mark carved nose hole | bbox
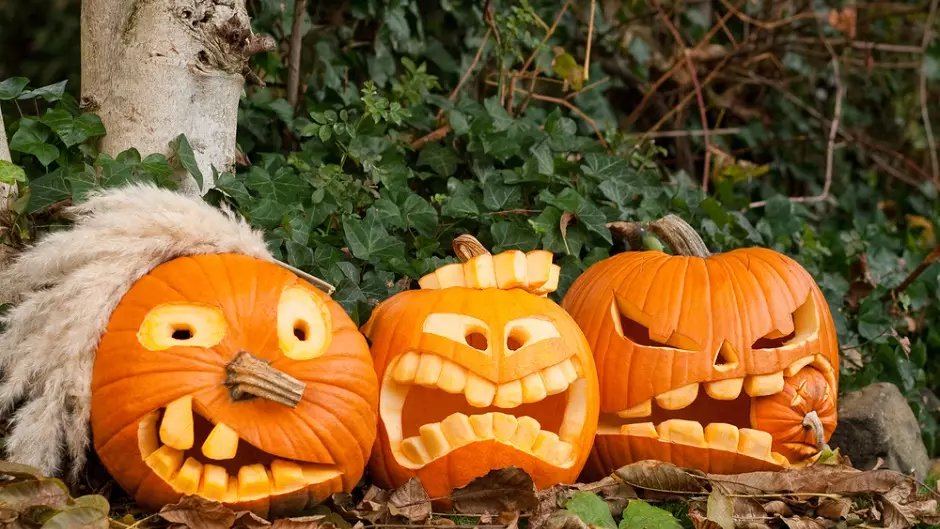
[172,326,194,340]
[293,320,309,341]
[714,341,739,371]
[466,330,488,351]
[507,328,529,351]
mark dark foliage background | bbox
[3,0,940,461]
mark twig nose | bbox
[224,351,306,408]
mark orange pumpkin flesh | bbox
[362,242,599,499]
[91,254,378,518]
[561,219,838,477]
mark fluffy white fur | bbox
[0,184,272,479]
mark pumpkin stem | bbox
[453,234,491,262]
[802,410,826,452]
[648,215,711,258]
[225,351,306,408]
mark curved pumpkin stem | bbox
[648,214,711,258]
[225,351,306,408]
[453,234,491,262]
[802,410,826,451]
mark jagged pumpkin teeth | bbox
[465,374,497,407]
[616,400,652,419]
[137,410,160,458]
[200,465,229,501]
[270,460,306,493]
[418,423,450,458]
[737,429,773,459]
[301,466,343,484]
[493,250,528,289]
[743,371,785,397]
[521,373,548,403]
[468,413,495,439]
[704,378,744,400]
[440,413,476,446]
[526,250,554,289]
[172,457,203,495]
[393,352,420,383]
[492,413,519,441]
[437,361,468,393]
[656,419,706,447]
[401,438,430,464]
[414,354,444,386]
[553,442,574,464]
[237,464,271,498]
[540,365,569,395]
[159,395,194,450]
[704,423,740,452]
[532,431,561,460]
[494,380,523,408]
[224,477,239,504]
[620,422,658,438]
[510,417,541,450]
[435,263,466,288]
[202,422,239,460]
[654,383,699,410]
[784,355,815,377]
[558,359,578,383]
[146,445,184,480]
[465,254,497,289]
[770,452,790,466]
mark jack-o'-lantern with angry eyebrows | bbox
[561,215,838,476]
[362,236,600,499]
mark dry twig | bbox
[286,0,308,108]
[583,0,596,82]
[920,0,940,187]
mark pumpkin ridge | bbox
[732,252,798,321]
[195,254,244,341]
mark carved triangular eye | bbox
[610,295,699,351]
[751,292,818,350]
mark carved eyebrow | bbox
[422,313,490,352]
[751,292,819,350]
[503,317,561,356]
[611,295,699,351]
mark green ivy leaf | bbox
[0,160,26,185]
[619,500,681,529]
[565,492,616,529]
[171,134,205,191]
[482,179,522,212]
[483,96,513,131]
[41,110,106,147]
[18,80,67,101]
[490,221,539,252]
[581,153,634,181]
[402,193,439,238]
[530,140,553,176]
[0,77,29,100]
[343,208,406,261]
[246,166,309,205]
[417,142,460,177]
[26,168,70,213]
[9,118,59,166]
[248,198,287,230]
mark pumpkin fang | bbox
[380,352,588,469]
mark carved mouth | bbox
[137,395,341,503]
[380,352,589,469]
[596,354,837,465]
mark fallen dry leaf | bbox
[349,485,391,522]
[159,496,236,529]
[233,510,271,529]
[705,489,732,529]
[613,461,707,495]
[779,517,827,529]
[760,500,792,517]
[577,476,637,517]
[815,497,850,520]
[388,477,431,523]
[451,467,538,515]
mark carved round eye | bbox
[137,302,227,351]
[277,286,332,360]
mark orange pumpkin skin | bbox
[91,253,378,517]
[561,247,839,476]
[362,286,600,500]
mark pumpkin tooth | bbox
[202,421,239,460]
[145,445,184,481]
[468,413,495,439]
[464,254,497,289]
[414,354,444,386]
[509,417,541,451]
[392,351,421,383]
[492,412,519,442]
[770,452,791,466]
[620,422,659,438]
[521,373,548,403]
[401,437,431,464]
[737,429,773,460]
[224,476,239,504]
[553,441,574,464]
[558,359,579,383]
[137,410,161,458]
[784,355,815,377]
[440,413,476,447]
[436,360,468,393]
[270,460,307,493]
[171,457,203,494]
[656,419,706,447]
[465,373,497,407]
[419,423,450,458]
[704,378,744,400]
[540,364,570,395]
[237,464,271,499]
[616,400,652,418]
[525,250,554,289]
[159,395,194,450]
[532,431,561,460]
[435,263,467,288]
[704,423,740,452]
[743,371,785,397]
[494,380,524,408]
[200,465,229,501]
[654,383,699,410]
[300,465,343,484]
[558,379,588,442]
[493,250,528,289]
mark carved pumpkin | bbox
[91,253,378,518]
[560,216,838,476]
[362,236,600,499]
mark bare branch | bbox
[286,0,308,108]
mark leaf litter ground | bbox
[1,450,938,529]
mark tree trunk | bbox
[0,112,13,268]
[80,0,271,195]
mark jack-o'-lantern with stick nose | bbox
[561,215,838,477]
[0,185,378,519]
[362,235,600,499]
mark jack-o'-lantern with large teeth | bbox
[91,254,379,517]
[561,215,838,476]
[362,235,600,499]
